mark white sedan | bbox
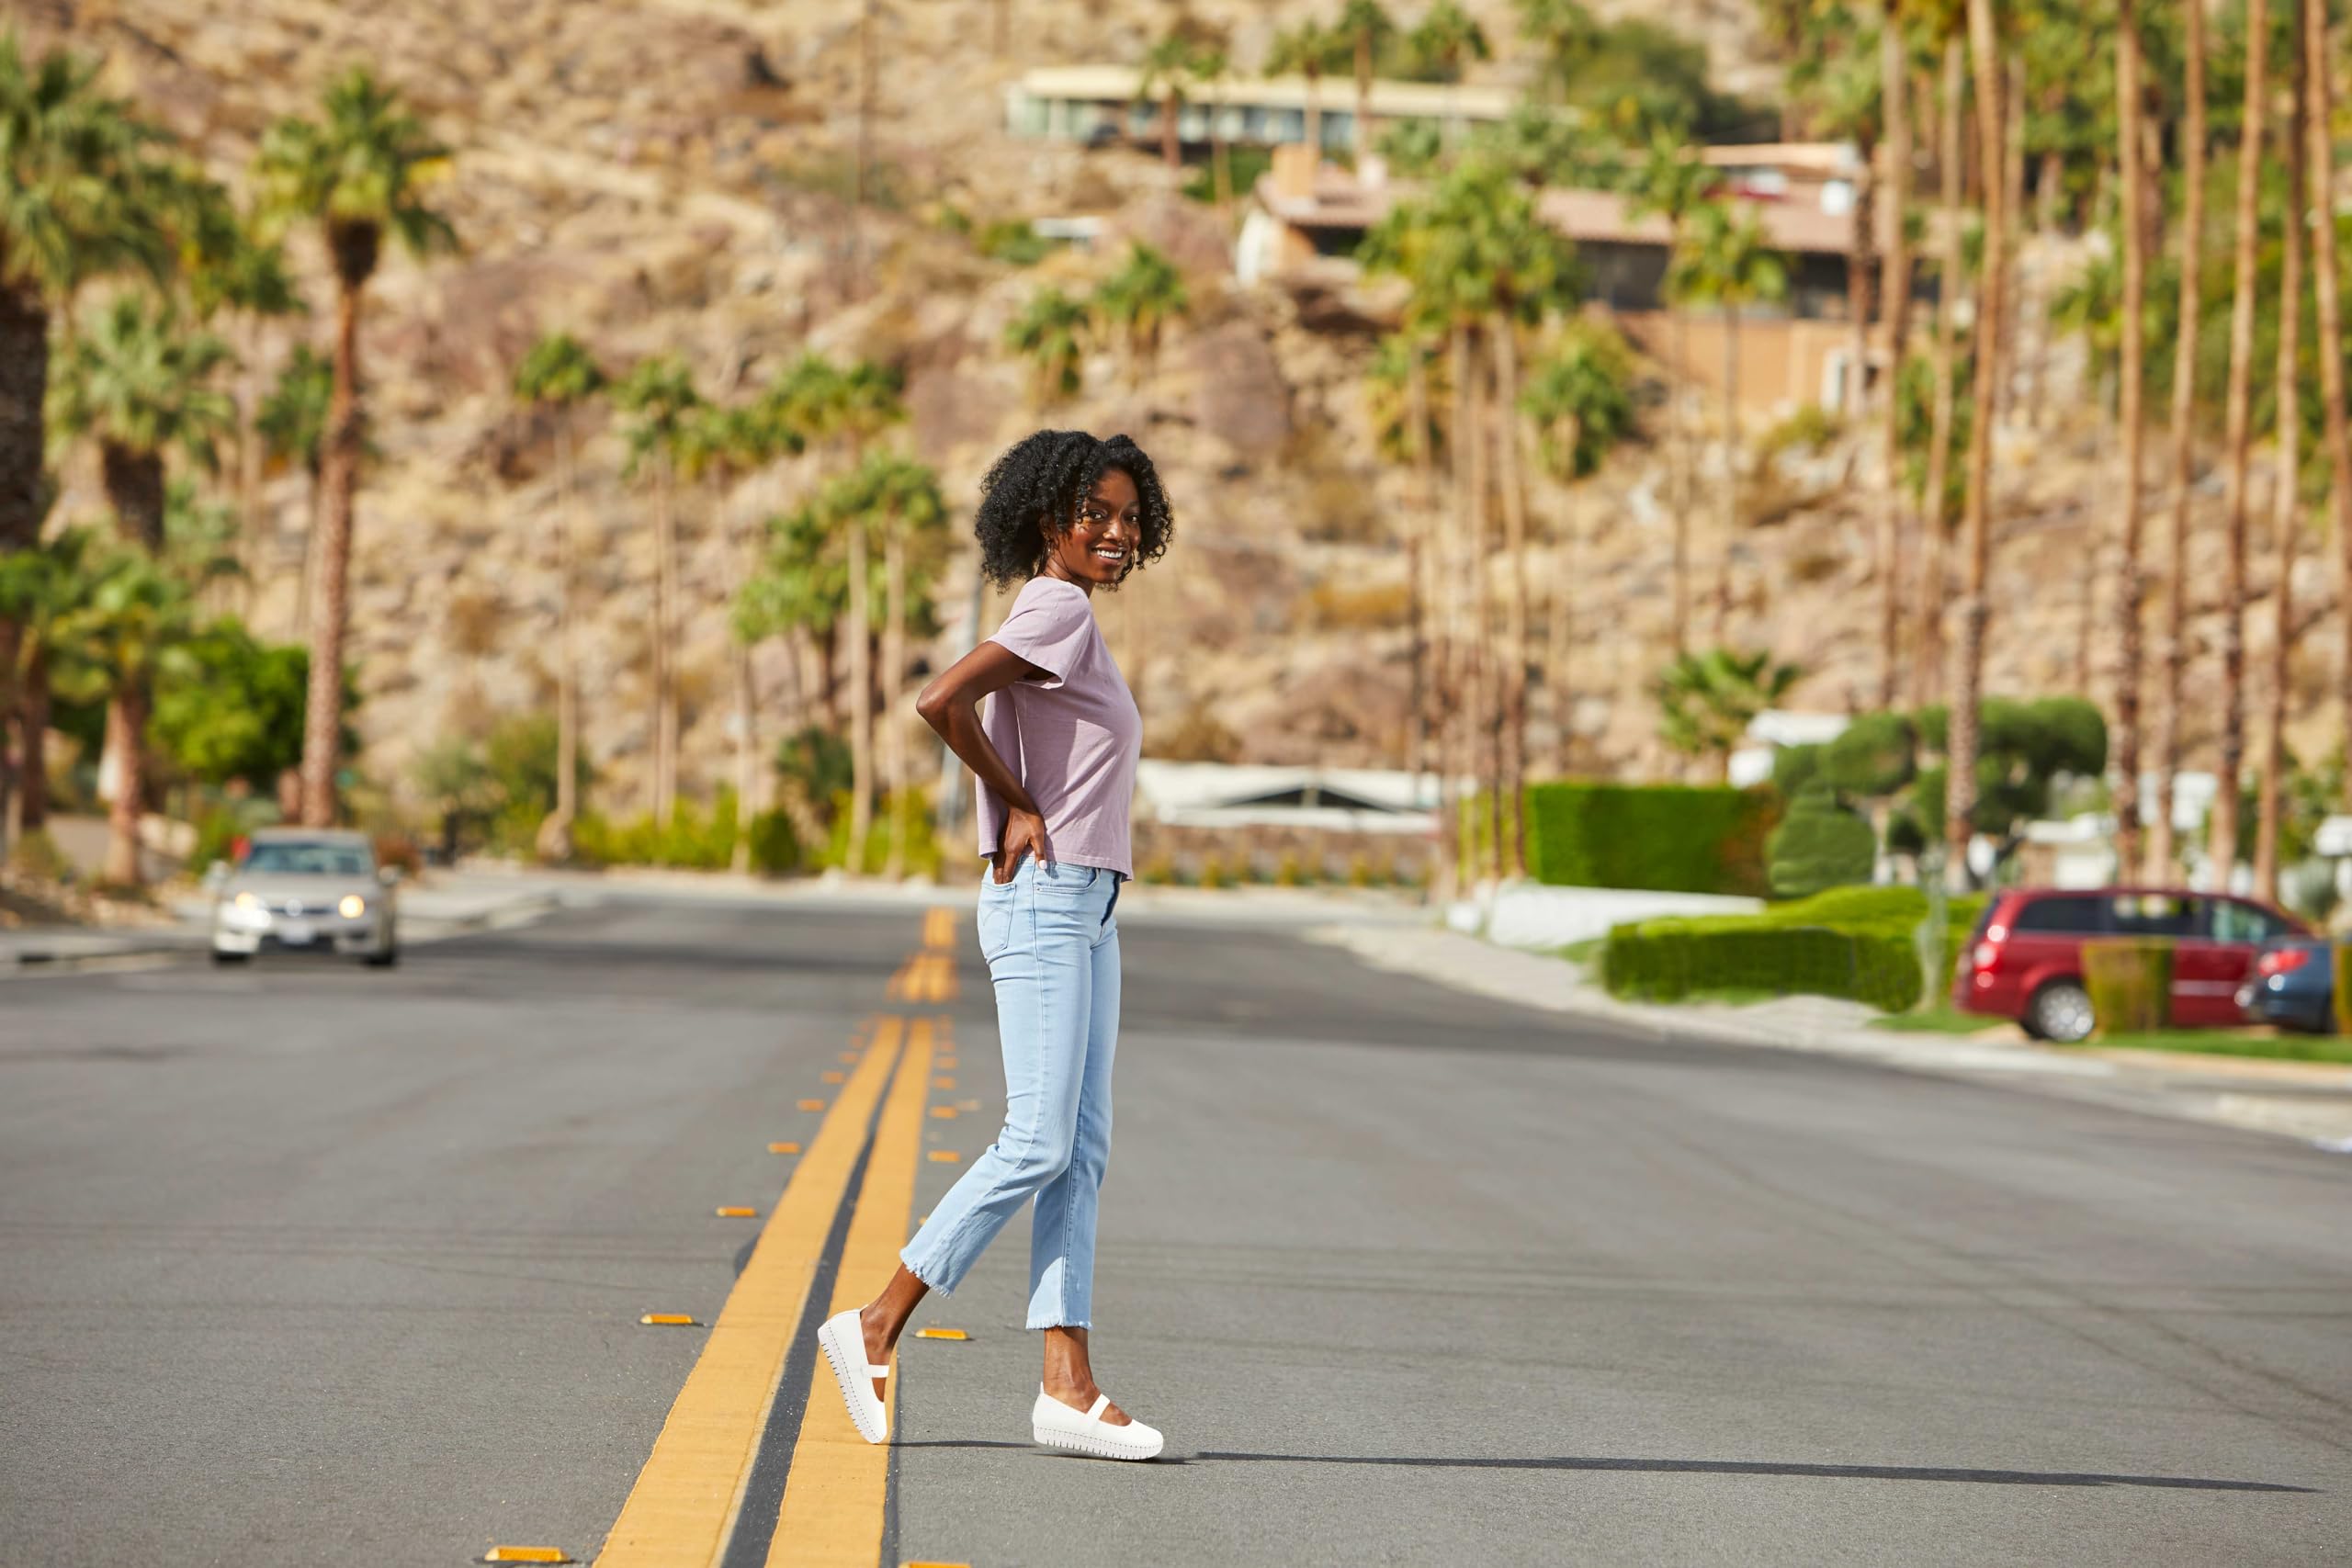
[208,829,401,967]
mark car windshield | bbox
[241,841,373,877]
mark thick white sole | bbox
[1032,1423,1163,1461]
[817,1310,888,1445]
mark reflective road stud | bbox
[912,1327,968,1341]
[482,1550,571,1563]
[715,1207,755,1218]
[929,1107,957,1120]
[822,1071,845,1084]
[926,1150,960,1163]
[768,1143,800,1155]
[933,1077,955,1089]
[798,1100,826,1111]
[639,1314,698,1326]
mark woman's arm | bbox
[915,640,1051,880]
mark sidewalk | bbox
[1306,920,2352,1152]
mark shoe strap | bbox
[866,1364,891,1380]
[1086,1393,1110,1424]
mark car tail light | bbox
[2256,948,2311,978]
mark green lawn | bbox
[1870,1008,2010,1035]
[2085,1029,2352,1066]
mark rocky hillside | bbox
[22,0,2341,818]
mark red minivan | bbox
[1952,887,2307,1043]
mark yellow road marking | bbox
[922,906,956,949]
[766,1018,939,1567]
[887,950,957,1003]
[598,1020,907,1568]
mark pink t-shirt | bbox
[977,576,1142,877]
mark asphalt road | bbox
[1,892,2346,1566]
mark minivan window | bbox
[2109,893,2205,937]
[2211,899,2284,944]
[2008,897,2108,934]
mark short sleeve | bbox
[986,580,1093,690]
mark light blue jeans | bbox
[899,857,1123,1328]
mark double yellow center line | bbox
[599,911,960,1568]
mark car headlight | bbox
[232,891,260,910]
[339,894,366,919]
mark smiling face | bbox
[1040,466,1141,593]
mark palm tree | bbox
[1407,0,1491,147]
[1521,317,1635,773]
[1265,22,1337,158]
[0,34,171,852]
[1136,28,1199,172]
[1005,288,1090,407]
[0,523,96,841]
[835,452,946,880]
[1624,131,1717,650]
[1915,37,1967,709]
[47,292,234,552]
[1190,46,1236,211]
[1337,0,1396,165]
[512,332,606,861]
[1666,199,1788,643]
[254,67,454,826]
[1654,647,1803,782]
[736,501,850,851]
[2253,11,2306,905]
[1944,0,2008,887]
[612,354,701,829]
[2148,0,2208,881]
[255,344,332,635]
[2207,0,2268,890]
[2107,0,2151,878]
[1874,6,1916,707]
[2306,0,2352,812]
[1091,243,1191,389]
[51,546,193,886]
[1367,330,1448,792]
[47,292,232,890]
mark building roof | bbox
[1135,760,1442,835]
[1012,64,1518,122]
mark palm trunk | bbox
[2209,0,2267,891]
[731,640,756,874]
[1847,132,1878,418]
[847,522,873,874]
[1304,71,1322,160]
[101,680,147,886]
[1354,34,1374,165]
[883,528,908,880]
[236,316,266,615]
[2109,0,2150,877]
[294,463,320,639]
[2254,12,2305,906]
[540,419,581,861]
[102,445,166,552]
[1714,305,1739,643]
[1917,40,1965,710]
[1878,22,1914,709]
[2310,0,2352,819]
[1948,0,2009,888]
[2151,0,2208,882]
[1997,51,2027,425]
[19,644,49,831]
[0,279,46,555]
[300,276,367,828]
[1491,319,1530,876]
[1408,347,1438,820]
[652,457,677,828]
[1439,325,1474,900]
[1670,299,1692,655]
[1161,90,1181,170]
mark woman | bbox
[820,429,1174,1461]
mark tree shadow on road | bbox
[889,1443,2312,1490]
[1182,1454,2315,1492]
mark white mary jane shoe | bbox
[818,1308,890,1445]
[1031,1384,1165,1461]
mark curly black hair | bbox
[972,429,1174,591]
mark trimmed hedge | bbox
[1524,782,1780,896]
[1602,886,1990,1015]
[2082,939,2174,1035]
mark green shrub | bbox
[818,788,942,879]
[1600,884,1974,1013]
[2082,939,2175,1035]
[1768,783,1876,897]
[1523,782,1780,896]
[746,810,800,876]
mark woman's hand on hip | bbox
[994,808,1050,884]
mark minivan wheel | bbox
[2027,979,2096,1044]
